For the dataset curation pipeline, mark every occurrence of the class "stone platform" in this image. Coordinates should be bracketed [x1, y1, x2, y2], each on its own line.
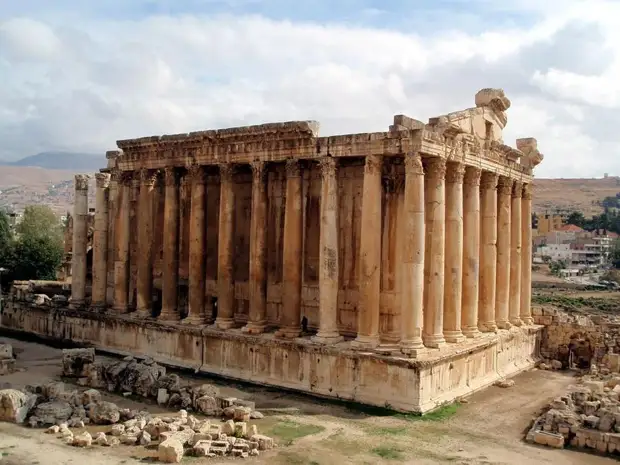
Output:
[0, 304, 542, 413]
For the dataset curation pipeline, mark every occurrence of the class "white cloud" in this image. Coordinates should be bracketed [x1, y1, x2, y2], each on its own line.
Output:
[0, 0, 619, 178]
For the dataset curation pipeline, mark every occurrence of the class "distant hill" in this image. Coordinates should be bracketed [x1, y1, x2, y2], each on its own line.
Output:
[533, 177, 620, 217]
[2, 151, 103, 172]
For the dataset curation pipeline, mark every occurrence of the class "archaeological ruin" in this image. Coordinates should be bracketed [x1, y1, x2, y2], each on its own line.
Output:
[2, 88, 545, 413]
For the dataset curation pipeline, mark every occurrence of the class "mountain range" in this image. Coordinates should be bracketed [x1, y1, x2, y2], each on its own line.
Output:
[0, 151, 104, 172]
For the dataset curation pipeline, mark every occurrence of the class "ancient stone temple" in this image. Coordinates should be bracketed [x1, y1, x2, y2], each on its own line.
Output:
[3, 88, 544, 413]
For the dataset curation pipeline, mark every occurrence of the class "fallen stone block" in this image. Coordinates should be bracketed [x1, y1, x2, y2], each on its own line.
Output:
[158, 438, 184, 463]
[193, 439, 212, 457]
[72, 431, 93, 448]
[222, 419, 235, 436]
[0, 344, 13, 360]
[81, 389, 101, 406]
[89, 401, 120, 424]
[534, 431, 564, 448]
[494, 379, 515, 388]
[62, 348, 95, 378]
[251, 434, 274, 451]
[233, 407, 251, 422]
[0, 389, 37, 423]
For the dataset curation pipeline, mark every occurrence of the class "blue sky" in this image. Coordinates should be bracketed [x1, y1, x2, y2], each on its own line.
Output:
[0, 0, 619, 177]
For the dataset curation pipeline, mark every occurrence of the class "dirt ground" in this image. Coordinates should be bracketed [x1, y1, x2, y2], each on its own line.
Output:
[0, 337, 615, 465]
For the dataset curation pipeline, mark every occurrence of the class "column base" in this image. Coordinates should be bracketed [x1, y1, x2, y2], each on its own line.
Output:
[275, 327, 301, 339]
[510, 317, 523, 327]
[242, 322, 267, 335]
[462, 327, 481, 338]
[479, 322, 498, 333]
[90, 302, 106, 311]
[111, 306, 128, 315]
[69, 300, 85, 310]
[351, 334, 380, 350]
[399, 339, 426, 358]
[215, 318, 235, 330]
[521, 317, 534, 326]
[311, 331, 344, 344]
[133, 309, 151, 319]
[182, 316, 205, 326]
[444, 331, 466, 343]
[496, 320, 512, 330]
[422, 334, 446, 349]
[158, 312, 180, 323]
[375, 343, 400, 355]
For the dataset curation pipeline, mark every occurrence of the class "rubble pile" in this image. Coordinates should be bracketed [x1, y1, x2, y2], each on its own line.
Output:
[0, 343, 16, 375]
[527, 366, 620, 455]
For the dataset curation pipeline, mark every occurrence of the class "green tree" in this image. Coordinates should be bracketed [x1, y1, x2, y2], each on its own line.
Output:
[566, 211, 586, 228]
[16, 205, 64, 243]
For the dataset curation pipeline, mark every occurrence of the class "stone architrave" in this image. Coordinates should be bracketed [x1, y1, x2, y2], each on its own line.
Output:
[443, 161, 466, 343]
[461, 167, 481, 338]
[422, 157, 447, 348]
[276, 159, 304, 338]
[520, 183, 534, 325]
[113, 172, 131, 313]
[215, 164, 236, 330]
[161, 167, 180, 321]
[509, 181, 523, 326]
[136, 169, 157, 318]
[495, 176, 513, 329]
[399, 153, 426, 356]
[187, 165, 207, 325]
[479, 171, 498, 332]
[71, 174, 90, 308]
[244, 161, 268, 334]
[92, 172, 111, 309]
[352, 154, 383, 349]
[312, 157, 344, 344]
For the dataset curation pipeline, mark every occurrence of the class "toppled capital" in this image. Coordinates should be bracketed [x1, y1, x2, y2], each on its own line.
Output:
[516, 137, 543, 168]
[475, 88, 511, 112]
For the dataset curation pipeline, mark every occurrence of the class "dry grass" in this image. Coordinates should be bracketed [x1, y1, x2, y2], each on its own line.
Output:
[533, 177, 620, 216]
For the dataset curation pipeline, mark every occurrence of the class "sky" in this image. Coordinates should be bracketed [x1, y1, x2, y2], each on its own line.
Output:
[0, 0, 619, 178]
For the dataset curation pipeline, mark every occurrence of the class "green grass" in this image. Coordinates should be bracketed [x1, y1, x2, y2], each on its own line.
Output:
[532, 294, 620, 313]
[346, 401, 460, 421]
[267, 419, 326, 446]
[364, 426, 410, 437]
[371, 446, 404, 460]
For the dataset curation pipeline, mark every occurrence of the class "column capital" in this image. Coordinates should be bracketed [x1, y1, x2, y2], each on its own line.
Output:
[285, 158, 301, 178]
[95, 172, 111, 189]
[364, 154, 383, 176]
[423, 157, 447, 180]
[164, 167, 179, 187]
[110, 168, 121, 183]
[446, 161, 466, 184]
[497, 176, 514, 196]
[139, 168, 158, 187]
[318, 156, 337, 179]
[250, 160, 267, 183]
[480, 171, 499, 189]
[74, 174, 90, 191]
[404, 153, 423, 176]
[119, 171, 134, 186]
[522, 183, 532, 200]
[187, 164, 206, 184]
[219, 163, 236, 182]
[464, 166, 482, 186]
[512, 180, 523, 198]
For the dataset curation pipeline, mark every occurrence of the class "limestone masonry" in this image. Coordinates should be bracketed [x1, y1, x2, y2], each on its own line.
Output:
[3, 88, 545, 413]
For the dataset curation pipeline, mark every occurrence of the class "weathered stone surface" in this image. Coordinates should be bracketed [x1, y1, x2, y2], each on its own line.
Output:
[193, 439, 212, 456]
[0, 389, 37, 423]
[251, 434, 274, 451]
[158, 438, 184, 463]
[62, 348, 95, 377]
[0, 344, 14, 360]
[81, 389, 101, 406]
[88, 401, 120, 424]
[72, 431, 93, 447]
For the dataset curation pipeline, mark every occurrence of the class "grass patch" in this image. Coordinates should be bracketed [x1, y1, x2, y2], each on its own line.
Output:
[267, 419, 325, 445]
[276, 451, 312, 464]
[364, 426, 410, 437]
[371, 445, 404, 460]
[396, 402, 460, 422]
[532, 294, 620, 314]
[320, 432, 365, 456]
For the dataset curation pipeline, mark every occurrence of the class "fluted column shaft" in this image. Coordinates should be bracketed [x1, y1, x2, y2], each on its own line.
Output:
[245, 161, 268, 333]
[479, 172, 498, 332]
[161, 167, 180, 321]
[92, 173, 111, 308]
[353, 155, 383, 348]
[136, 169, 156, 317]
[113, 173, 131, 313]
[71, 174, 89, 307]
[215, 165, 236, 329]
[520, 183, 534, 325]
[495, 176, 512, 329]
[399, 153, 425, 356]
[277, 159, 304, 338]
[313, 157, 343, 344]
[423, 157, 447, 348]
[462, 167, 481, 338]
[444, 162, 466, 343]
[509, 181, 523, 326]
[187, 166, 207, 324]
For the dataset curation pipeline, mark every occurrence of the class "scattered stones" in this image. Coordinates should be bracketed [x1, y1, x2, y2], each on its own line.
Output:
[71, 431, 93, 447]
[94, 432, 108, 446]
[81, 389, 101, 406]
[159, 438, 185, 463]
[88, 401, 120, 424]
[138, 430, 152, 445]
[494, 379, 515, 388]
[250, 411, 264, 420]
[62, 348, 96, 378]
[0, 389, 37, 423]
[46, 425, 60, 434]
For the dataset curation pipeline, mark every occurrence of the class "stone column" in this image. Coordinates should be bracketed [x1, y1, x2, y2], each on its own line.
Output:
[520, 183, 534, 325]
[136, 169, 157, 318]
[113, 172, 131, 313]
[461, 167, 481, 338]
[495, 176, 513, 329]
[509, 181, 523, 326]
[352, 155, 383, 349]
[71, 174, 90, 307]
[215, 164, 236, 329]
[422, 157, 447, 348]
[444, 162, 466, 343]
[313, 157, 344, 344]
[277, 159, 304, 338]
[244, 161, 268, 334]
[92, 172, 111, 309]
[479, 172, 498, 332]
[161, 167, 180, 321]
[187, 165, 207, 324]
[399, 153, 425, 356]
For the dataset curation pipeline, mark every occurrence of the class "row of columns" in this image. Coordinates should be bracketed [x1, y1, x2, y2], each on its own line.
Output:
[75, 153, 534, 354]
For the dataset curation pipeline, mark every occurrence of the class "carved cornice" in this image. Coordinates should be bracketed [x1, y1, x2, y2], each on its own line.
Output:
[164, 167, 178, 187]
[250, 161, 267, 184]
[285, 159, 301, 178]
[480, 172, 499, 190]
[512, 180, 523, 198]
[463, 167, 482, 186]
[423, 157, 447, 181]
[74, 174, 90, 191]
[445, 162, 466, 184]
[364, 155, 383, 176]
[318, 157, 337, 180]
[219, 164, 236, 182]
[522, 183, 532, 200]
[497, 176, 514, 196]
[404, 153, 423, 176]
[95, 172, 111, 189]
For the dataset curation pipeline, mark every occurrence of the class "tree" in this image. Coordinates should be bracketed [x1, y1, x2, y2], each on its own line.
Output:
[17, 205, 64, 243]
[610, 238, 620, 269]
[566, 211, 586, 228]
